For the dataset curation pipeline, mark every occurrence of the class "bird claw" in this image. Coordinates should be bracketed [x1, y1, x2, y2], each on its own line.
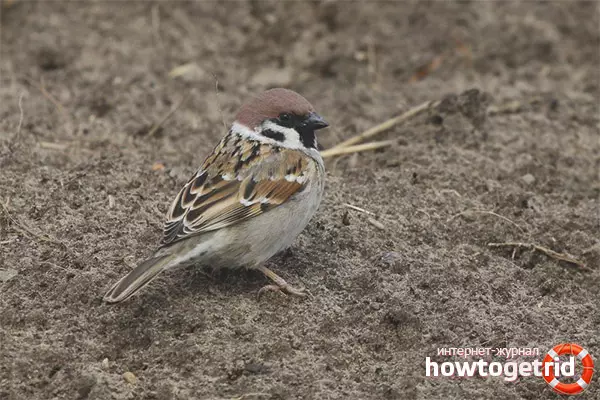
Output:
[257, 283, 306, 300]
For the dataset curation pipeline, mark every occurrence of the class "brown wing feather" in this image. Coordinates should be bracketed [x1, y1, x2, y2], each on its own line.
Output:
[159, 134, 312, 248]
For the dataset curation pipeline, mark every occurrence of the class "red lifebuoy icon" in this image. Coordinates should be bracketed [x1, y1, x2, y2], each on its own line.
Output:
[543, 343, 594, 395]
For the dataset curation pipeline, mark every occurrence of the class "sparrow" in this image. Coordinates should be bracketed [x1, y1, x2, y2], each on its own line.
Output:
[103, 88, 328, 303]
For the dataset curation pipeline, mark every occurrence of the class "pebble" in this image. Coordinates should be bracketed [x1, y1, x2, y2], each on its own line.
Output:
[368, 217, 386, 230]
[521, 173, 536, 185]
[123, 371, 137, 384]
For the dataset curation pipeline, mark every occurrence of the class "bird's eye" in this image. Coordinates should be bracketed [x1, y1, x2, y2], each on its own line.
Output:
[279, 113, 291, 122]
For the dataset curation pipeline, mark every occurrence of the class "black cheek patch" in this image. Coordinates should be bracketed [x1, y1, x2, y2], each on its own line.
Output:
[262, 129, 285, 142]
[295, 126, 317, 149]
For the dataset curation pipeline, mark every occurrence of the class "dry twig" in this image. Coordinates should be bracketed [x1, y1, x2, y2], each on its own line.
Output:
[39, 76, 69, 118]
[151, 4, 162, 47]
[41, 261, 68, 272]
[343, 203, 376, 215]
[448, 210, 525, 233]
[367, 217, 386, 230]
[487, 242, 587, 270]
[147, 92, 191, 137]
[15, 92, 24, 140]
[212, 73, 228, 131]
[39, 141, 69, 151]
[327, 100, 438, 151]
[321, 140, 395, 158]
[486, 96, 542, 116]
[0, 199, 63, 246]
[410, 55, 444, 82]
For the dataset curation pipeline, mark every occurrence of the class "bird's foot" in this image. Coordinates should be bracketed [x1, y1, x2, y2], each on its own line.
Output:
[257, 283, 306, 299]
[256, 265, 307, 300]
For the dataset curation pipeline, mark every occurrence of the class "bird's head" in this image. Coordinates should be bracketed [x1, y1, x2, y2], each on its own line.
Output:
[233, 88, 328, 150]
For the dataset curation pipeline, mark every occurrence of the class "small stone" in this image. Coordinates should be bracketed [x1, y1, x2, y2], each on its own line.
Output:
[0, 268, 17, 282]
[123, 371, 137, 384]
[264, 13, 277, 24]
[168, 63, 207, 82]
[428, 114, 444, 125]
[101, 358, 109, 370]
[354, 51, 367, 61]
[521, 173, 536, 185]
[368, 217, 385, 230]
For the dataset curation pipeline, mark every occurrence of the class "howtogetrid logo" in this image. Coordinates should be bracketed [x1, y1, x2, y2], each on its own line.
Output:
[426, 343, 594, 395]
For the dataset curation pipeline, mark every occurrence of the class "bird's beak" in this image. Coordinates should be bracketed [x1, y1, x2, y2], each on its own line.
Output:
[306, 112, 329, 130]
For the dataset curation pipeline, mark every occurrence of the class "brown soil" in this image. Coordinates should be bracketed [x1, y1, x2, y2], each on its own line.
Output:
[1, 1, 599, 399]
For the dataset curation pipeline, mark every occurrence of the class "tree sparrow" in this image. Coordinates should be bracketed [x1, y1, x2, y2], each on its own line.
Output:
[104, 88, 328, 303]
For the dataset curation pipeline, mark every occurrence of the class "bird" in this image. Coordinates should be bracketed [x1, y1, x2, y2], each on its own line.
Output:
[103, 88, 328, 303]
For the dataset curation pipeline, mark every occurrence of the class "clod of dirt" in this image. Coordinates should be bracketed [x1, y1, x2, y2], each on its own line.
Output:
[456, 88, 491, 131]
[436, 88, 491, 133]
[36, 47, 67, 70]
[244, 362, 271, 375]
[384, 309, 421, 329]
[428, 114, 444, 125]
[342, 211, 351, 226]
[75, 376, 96, 400]
[89, 97, 112, 118]
[376, 252, 409, 275]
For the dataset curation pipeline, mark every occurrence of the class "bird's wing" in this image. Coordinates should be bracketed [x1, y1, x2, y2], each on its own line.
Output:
[160, 134, 315, 247]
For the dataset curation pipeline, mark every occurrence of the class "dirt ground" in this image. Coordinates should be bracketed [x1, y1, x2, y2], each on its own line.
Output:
[0, 1, 599, 399]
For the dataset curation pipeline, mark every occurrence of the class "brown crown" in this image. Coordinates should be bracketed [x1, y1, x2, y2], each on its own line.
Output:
[235, 88, 315, 129]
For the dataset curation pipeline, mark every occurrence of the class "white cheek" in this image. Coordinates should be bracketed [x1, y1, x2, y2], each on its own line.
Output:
[231, 121, 306, 150]
[260, 121, 304, 149]
[231, 122, 265, 141]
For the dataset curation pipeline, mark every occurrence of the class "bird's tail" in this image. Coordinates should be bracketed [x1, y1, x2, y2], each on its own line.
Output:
[103, 254, 176, 303]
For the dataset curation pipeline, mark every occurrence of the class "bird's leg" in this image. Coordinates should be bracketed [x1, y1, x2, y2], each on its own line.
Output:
[256, 265, 306, 299]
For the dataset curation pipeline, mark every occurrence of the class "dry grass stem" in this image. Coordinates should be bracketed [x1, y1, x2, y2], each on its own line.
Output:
[148, 92, 191, 137]
[15, 92, 24, 139]
[328, 100, 438, 151]
[39, 141, 69, 150]
[448, 209, 525, 233]
[487, 242, 587, 270]
[367, 217, 386, 230]
[38, 77, 69, 118]
[326, 95, 547, 157]
[487, 96, 543, 115]
[321, 140, 395, 158]
[343, 203, 376, 215]
[0, 199, 63, 246]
